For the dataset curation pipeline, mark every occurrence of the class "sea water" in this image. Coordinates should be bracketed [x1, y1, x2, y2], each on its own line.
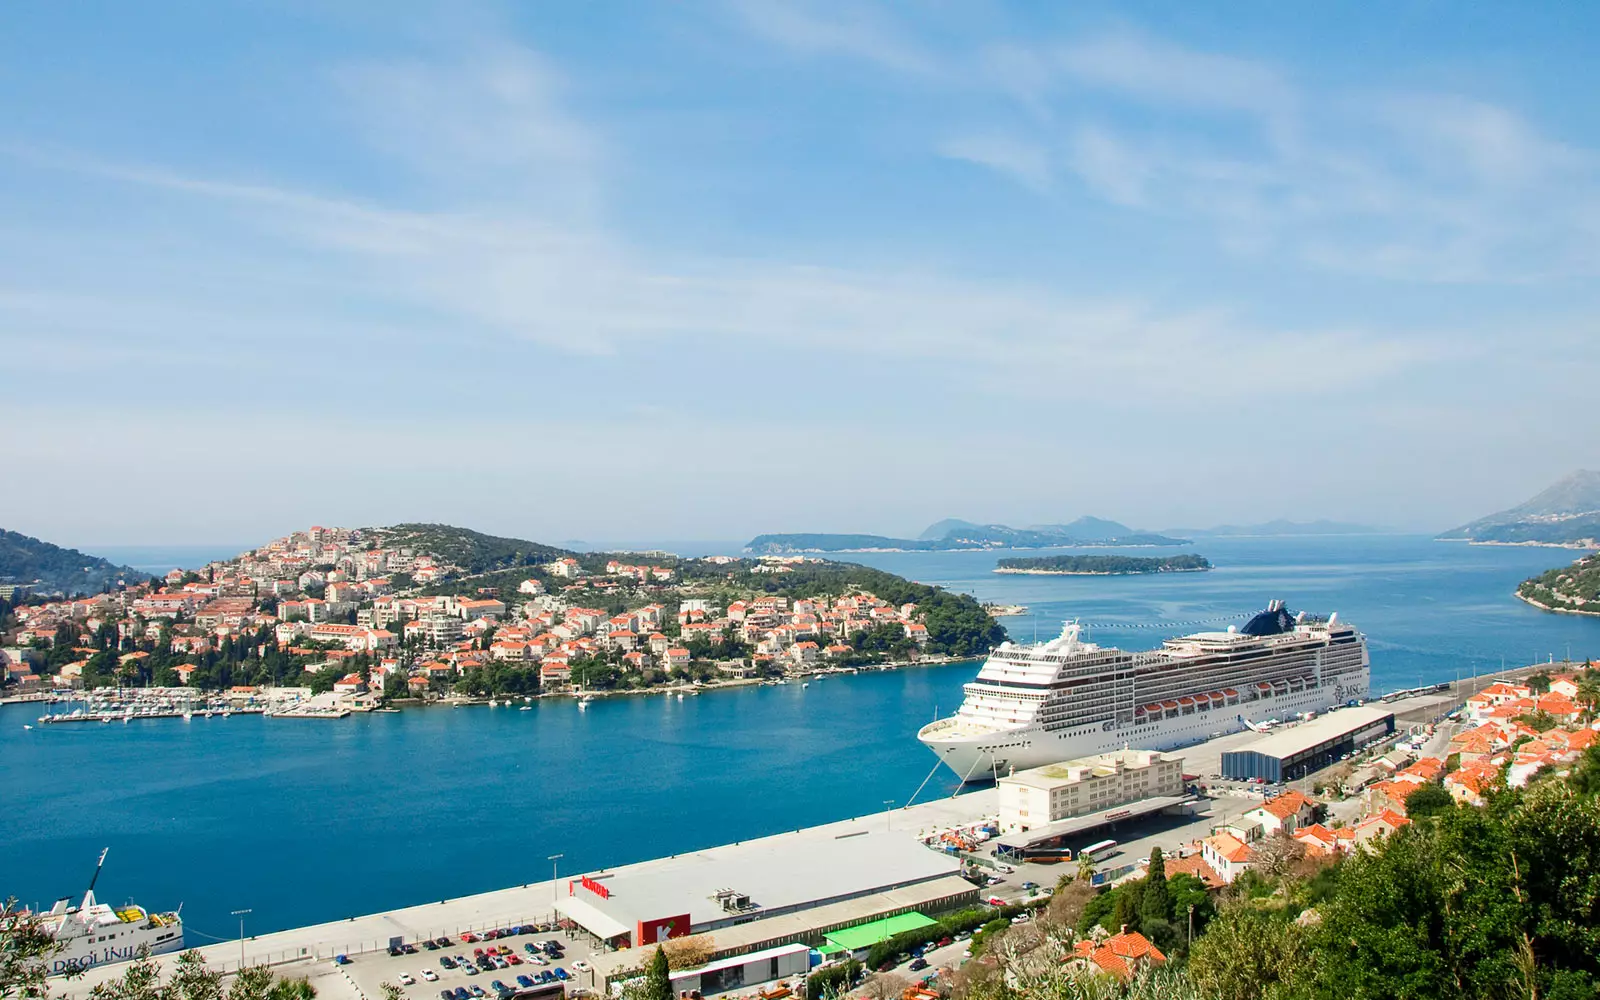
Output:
[3, 534, 1595, 939]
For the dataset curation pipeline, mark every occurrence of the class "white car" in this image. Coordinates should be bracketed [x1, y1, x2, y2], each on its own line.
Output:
[399, 974, 417, 986]
[421, 970, 438, 982]
[528, 956, 548, 966]
[571, 962, 592, 973]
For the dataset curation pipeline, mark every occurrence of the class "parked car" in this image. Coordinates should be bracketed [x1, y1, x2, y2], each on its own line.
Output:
[423, 940, 440, 951]
[461, 933, 479, 943]
[470, 986, 487, 998]
[453, 988, 471, 1000]
[936, 938, 952, 948]
[404, 944, 419, 955]
[909, 959, 929, 972]
[570, 962, 592, 973]
[523, 944, 539, 956]
[517, 976, 535, 989]
[435, 938, 452, 949]
[490, 982, 509, 995]
[553, 969, 569, 981]
[399, 974, 416, 986]
[440, 991, 455, 1000]
[528, 955, 548, 967]
[506, 955, 522, 966]
[422, 970, 439, 982]
[440, 957, 458, 970]
[334, 955, 351, 966]
[389, 948, 404, 958]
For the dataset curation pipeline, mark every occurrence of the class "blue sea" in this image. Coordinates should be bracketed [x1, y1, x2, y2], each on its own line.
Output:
[3, 534, 1596, 942]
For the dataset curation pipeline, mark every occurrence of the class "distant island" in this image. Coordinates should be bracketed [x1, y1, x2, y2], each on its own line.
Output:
[1516, 550, 1600, 617]
[1439, 470, 1600, 547]
[0, 529, 149, 598]
[994, 554, 1212, 575]
[747, 516, 1190, 554]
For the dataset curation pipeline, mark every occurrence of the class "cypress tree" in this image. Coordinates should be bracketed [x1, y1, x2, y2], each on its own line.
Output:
[643, 945, 672, 1000]
[1141, 846, 1171, 926]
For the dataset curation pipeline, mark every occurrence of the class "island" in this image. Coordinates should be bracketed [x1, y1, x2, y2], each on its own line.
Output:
[747, 516, 1190, 554]
[1516, 551, 1600, 617]
[993, 554, 1212, 575]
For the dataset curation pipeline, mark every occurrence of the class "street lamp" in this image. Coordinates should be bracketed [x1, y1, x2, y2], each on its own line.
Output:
[883, 800, 895, 832]
[547, 854, 564, 906]
[231, 909, 252, 970]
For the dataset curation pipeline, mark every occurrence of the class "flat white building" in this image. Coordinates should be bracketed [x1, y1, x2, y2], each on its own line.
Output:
[998, 749, 1185, 834]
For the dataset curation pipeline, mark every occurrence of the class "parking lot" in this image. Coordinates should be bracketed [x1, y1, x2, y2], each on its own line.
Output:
[344, 923, 604, 1000]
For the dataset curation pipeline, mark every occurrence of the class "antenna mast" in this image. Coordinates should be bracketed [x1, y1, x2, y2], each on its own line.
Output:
[86, 848, 109, 895]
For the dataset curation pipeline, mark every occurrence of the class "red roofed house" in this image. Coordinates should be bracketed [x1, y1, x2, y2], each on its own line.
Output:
[1201, 833, 1254, 883]
[664, 648, 691, 672]
[1243, 790, 1316, 836]
[1067, 930, 1166, 982]
[332, 672, 368, 695]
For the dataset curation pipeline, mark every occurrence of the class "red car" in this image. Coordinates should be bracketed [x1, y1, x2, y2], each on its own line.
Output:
[462, 933, 479, 943]
[507, 956, 522, 966]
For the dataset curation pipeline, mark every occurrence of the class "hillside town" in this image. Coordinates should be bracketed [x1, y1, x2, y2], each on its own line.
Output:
[0, 525, 962, 705]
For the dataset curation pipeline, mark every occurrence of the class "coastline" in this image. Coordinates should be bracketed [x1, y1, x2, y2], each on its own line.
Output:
[1437, 537, 1600, 550]
[1514, 590, 1600, 618]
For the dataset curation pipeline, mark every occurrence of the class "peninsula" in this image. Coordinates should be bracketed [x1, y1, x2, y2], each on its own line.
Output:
[0, 522, 1007, 705]
[993, 554, 1212, 575]
[1516, 550, 1600, 618]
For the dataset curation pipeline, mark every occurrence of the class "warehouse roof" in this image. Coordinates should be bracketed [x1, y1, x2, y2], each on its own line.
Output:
[1223, 707, 1394, 761]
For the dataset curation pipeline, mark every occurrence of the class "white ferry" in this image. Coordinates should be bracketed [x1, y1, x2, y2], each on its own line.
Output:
[32, 850, 184, 975]
[918, 601, 1370, 780]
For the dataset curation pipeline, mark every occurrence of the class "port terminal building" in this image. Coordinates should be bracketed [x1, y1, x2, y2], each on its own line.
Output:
[1220, 706, 1396, 782]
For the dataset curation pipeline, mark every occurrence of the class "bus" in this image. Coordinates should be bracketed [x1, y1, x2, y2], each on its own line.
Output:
[1080, 839, 1119, 861]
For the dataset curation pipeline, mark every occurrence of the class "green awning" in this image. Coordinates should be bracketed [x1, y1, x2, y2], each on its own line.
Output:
[822, 912, 936, 952]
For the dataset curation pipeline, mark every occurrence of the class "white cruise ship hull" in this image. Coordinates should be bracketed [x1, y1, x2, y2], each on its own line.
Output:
[50, 927, 187, 976]
[919, 681, 1350, 780]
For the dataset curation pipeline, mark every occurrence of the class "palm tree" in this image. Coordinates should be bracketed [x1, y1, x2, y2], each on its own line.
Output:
[1575, 672, 1600, 723]
[1076, 853, 1098, 884]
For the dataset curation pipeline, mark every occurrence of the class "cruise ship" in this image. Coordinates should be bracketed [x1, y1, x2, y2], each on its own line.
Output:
[31, 850, 184, 975]
[917, 601, 1369, 781]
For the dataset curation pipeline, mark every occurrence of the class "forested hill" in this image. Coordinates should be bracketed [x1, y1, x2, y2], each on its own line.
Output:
[371, 523, 580, 574]
[1517, 551, 1600, 615]
[0, 529, 147, 596]
[995, 554, 1212, 574]
[678, 559, 1007, 657]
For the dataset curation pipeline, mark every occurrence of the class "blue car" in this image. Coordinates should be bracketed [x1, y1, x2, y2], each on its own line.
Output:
[453, 988, 471, 1000]
[553, 969, 569, 981]
[491, 982, 508, 994]
[516, 976, 535, 989]
[524, 944, 539, 956]
[441, 957, 458, 970]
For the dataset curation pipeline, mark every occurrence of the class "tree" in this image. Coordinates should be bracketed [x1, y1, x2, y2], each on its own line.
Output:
[1187, 903, 1309, 1000]
[1139, 848, 1170, 928]
[860, 974, 909, 1000]
[83, 951, 315, 1000]
[1075, 852, 1098, 884]
[641, 946, 672, 1000]
[1575, 673, 1600, 723]
[1527, 672, 1552, 695]
[660, 935, 715, 971]
[1404, 782, 1455, 819]
[1250, 833, 1306, 880]
[1, 898, 67, 1000]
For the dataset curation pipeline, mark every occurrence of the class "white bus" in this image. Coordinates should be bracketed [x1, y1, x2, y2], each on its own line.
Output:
[1080, 839, 1119, 861]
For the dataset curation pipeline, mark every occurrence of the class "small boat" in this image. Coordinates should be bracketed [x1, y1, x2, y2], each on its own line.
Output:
[803, 682, 810, 689]
[520, 705, 532, 712]
[676, 693, 684, 701]
[22, 724, 32, 730]
[488, 699, 498, 707]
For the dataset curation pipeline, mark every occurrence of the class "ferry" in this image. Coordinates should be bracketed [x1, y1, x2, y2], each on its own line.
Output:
[30, 850, 184, 975]
[918, 601, 1370, 780]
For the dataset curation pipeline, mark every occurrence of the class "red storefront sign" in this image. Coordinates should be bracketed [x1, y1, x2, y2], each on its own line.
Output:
[636, 913, 691, 946]
[580, 875, 610, 900]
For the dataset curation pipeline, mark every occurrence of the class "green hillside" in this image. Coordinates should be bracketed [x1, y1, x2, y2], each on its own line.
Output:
[1518, 551, 1600, 615]
[995, 553, 1212, 574]
[0, 529, 147, 596]
[372, 523, 579, 575]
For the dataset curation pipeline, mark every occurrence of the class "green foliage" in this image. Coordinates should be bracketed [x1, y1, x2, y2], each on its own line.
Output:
[1403, 782, 1454, 818]
[374, 524, 577, 577]
[73, 949, 314, 1000]
[1517, 550, 1600, 615]
[804, 960, 860, 1000]
[1187, 903, 1309, 1000]
[641, 946, 672, 1000]
[995, 554, 1211, 574]
[1140, 848, 1170, 928]
[0, 529, 149, 597]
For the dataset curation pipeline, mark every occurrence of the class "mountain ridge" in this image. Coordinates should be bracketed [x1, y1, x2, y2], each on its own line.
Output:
[1439, 470, 1600, 546]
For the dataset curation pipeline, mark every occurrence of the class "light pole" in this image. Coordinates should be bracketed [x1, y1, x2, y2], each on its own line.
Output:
[883, 800, 895, 832]
[548, 854, 564, 906]
[231, 908, 252, 970]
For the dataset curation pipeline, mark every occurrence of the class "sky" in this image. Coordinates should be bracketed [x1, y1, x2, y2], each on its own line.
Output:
[2, 2, 1598, 546]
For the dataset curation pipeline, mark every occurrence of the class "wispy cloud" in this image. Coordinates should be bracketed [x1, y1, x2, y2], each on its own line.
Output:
[937, 134, 1052, 192]
[725, 0, 934, 76]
